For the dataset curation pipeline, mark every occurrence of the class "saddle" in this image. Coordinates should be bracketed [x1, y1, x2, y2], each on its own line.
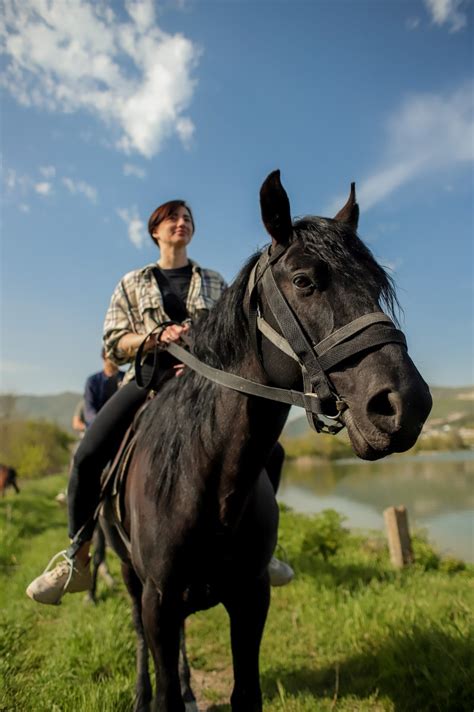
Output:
[98, 396, 152, 554]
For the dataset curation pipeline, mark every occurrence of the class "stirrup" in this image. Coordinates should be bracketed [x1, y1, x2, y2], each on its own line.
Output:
[42, 549, 75, 592]
[66, 516, 97, 560]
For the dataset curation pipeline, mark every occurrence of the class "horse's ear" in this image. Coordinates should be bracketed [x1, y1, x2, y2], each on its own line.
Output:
[334, 182, 359, 230]
[260, 170, 293, 247]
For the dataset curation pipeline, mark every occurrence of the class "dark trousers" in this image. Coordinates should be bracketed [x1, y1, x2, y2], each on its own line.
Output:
[67, 379, 148, 539]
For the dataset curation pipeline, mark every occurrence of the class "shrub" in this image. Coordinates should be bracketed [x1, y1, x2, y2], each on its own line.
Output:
[0, 418, 73, 478]
[281, 432, 352, 460]
[412, 429, 467, 453]
[301, 509, 349, 561]
[439, 557, 466, 574]
[412, 532, 440, 571]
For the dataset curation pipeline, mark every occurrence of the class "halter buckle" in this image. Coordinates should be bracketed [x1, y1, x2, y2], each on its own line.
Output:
[313, 417, 345, 435]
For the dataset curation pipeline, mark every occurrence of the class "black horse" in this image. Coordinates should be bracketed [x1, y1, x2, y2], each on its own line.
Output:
[101, 171, 432, 711]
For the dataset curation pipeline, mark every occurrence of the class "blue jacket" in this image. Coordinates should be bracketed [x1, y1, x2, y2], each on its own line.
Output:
[84, 370, 124, 427]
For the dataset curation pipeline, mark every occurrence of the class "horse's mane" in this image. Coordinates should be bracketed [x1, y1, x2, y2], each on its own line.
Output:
[191, 253, 259, 368]
[293, 216, 400, 320]
[139, 217, 398, 502]
[139, 254, 258, 502]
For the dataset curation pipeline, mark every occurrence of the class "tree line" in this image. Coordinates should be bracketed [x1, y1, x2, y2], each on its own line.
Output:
[0, 395, 73, 478]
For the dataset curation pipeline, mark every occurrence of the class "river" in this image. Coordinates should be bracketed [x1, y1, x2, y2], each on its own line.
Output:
[278, 450, 474, 563]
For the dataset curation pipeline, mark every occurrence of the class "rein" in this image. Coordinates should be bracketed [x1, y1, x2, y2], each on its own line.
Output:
[136, 246, 407, 435]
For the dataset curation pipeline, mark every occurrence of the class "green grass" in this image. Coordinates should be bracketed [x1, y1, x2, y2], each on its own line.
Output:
[1, 476, 473, 711]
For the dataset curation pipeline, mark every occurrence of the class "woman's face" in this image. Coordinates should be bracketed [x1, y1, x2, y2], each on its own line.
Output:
[152, 205, 194, 249]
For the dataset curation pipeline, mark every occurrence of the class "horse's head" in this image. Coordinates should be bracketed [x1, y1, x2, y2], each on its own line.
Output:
[254, 170, 432, 460]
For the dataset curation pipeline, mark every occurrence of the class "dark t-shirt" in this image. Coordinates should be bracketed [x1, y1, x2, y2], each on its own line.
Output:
[161, 264, 193, 304]
[143, 265, 193, 383]
[153, 264, 193, 323]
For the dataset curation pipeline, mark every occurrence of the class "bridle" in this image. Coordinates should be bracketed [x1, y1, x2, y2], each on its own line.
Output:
[245, 242, 407, 433]
[141, 242, 407, 436]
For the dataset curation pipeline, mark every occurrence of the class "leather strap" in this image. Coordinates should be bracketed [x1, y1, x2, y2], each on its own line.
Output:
[315, 313, 394, 354]
[165, 341, 327, 414]
[261, 266, 335, 409]
[134, 321, 178, 390]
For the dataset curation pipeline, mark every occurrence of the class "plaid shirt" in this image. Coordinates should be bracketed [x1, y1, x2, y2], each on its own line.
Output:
[103, 259, 227, 382]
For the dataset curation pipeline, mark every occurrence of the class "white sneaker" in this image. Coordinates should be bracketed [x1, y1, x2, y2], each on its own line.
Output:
[26, 551, 92, 605]
[268, 556, 294, 587]
[55, 491, 67, 506]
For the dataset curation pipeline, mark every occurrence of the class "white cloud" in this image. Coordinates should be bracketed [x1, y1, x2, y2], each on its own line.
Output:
[424, 0, 469, 31]
[62, 177, 98, 203]
[176, 117, 195, 147]
[4, 164, 100, 206]
[0, 0, 200, 157]
[125, 0, 155, 31]
[5, 168, 18, 191]
[406, 17, 421, 30]
[40, 165, 56, 179]
[4, 168, 30, 194]
[117, 206, 146, 248]
[123, 163, 146, 179]
[329, 82, 474, 212]
[34, 182, 53, 196]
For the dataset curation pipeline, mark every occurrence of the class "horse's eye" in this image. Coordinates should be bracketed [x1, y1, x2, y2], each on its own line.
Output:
[292, 274, 313, 289]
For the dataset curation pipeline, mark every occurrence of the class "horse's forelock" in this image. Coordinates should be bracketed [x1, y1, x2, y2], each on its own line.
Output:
[292, 216, 400, 322]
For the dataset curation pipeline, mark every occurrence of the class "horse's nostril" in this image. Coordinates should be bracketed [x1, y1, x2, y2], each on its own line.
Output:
[366, 390, 402, 435]
[368, 390, 397, 418]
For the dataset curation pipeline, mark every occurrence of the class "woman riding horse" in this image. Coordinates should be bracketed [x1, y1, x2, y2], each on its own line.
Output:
[96, 171, 430, 712]
[26, 200, 293, 605]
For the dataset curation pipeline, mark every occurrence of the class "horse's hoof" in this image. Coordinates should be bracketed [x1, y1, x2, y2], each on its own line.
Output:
[83, 593, 96, 606]
[98, 563, 115, 588]
[103, 573, 115, 589]
[184, 701, 200, 712]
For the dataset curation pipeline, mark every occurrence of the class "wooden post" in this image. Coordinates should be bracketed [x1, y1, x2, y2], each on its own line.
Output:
[383, 506, 414, 568]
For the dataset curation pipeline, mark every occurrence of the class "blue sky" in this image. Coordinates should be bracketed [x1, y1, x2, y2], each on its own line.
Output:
[1, 0, 473, 395]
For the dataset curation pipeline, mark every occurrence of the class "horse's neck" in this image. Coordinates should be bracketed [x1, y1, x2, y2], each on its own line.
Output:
[211, 356, 290, 527]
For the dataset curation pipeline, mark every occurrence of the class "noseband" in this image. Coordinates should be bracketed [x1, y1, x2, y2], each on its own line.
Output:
[246, 244, 407, 433]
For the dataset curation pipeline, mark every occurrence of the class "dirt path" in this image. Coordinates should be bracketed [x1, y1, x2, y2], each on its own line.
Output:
[191, 665, 233, 711]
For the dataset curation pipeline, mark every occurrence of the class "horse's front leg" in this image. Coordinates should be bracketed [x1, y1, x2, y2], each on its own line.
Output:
[141, 577, 185, 712]
[122, 564, 153, 712]
[179, 623, 198, 711]
[222, 573, 271, 712]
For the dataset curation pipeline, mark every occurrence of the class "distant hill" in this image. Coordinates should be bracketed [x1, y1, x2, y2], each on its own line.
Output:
[1, 384, 472, 437]
[283, 385, 474, 438]
[1, 392, 82, 433]
[425, 386, 474, 422]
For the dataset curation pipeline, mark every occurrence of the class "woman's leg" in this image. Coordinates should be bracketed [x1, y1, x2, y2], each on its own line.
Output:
[67, 380, 148, 540]
[26, 379, 149, 605]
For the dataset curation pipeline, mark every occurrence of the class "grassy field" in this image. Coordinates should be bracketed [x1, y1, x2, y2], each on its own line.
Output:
[1, 474, 473, 712]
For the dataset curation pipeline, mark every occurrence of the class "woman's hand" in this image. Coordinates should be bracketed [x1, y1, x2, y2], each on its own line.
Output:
[158, 323, 189, 377]
[158, 323, 190, 345]
[117, 324, 189, 360]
